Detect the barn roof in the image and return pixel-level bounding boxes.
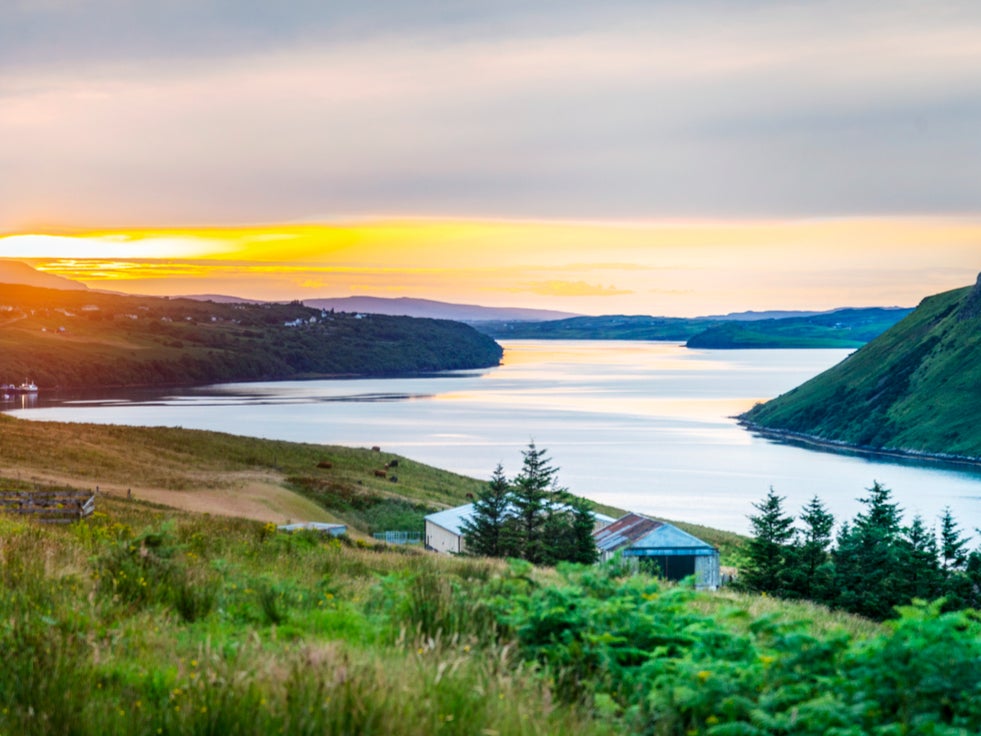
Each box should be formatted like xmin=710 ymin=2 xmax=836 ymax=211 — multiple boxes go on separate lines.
xmin=594 ymin=513 xmax=717 ymax=557
xmin=425 ymin=502 xmax=616 ymax=537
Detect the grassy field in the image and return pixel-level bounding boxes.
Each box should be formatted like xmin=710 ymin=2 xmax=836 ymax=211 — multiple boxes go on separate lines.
xmin=3 ymin=493 xmax=977 ymax=735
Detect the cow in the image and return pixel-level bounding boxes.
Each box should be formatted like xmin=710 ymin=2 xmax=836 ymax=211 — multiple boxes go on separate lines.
xmin=317 ymin=461 xmax=333 ymax=469
xmin=373 ymin=469 xmax=387 ymax=478
xmin=386 ymin=459 xmax=399 ymax=469
xmin=371 ymin=446 xmax=381 ymax=452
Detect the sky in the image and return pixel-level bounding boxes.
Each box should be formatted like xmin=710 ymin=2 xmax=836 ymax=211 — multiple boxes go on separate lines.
xmin=1 ymin=1 xmax=979 ymax=315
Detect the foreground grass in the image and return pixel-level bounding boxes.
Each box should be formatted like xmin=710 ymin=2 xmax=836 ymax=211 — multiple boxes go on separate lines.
xmin=2 ymin=495 xmax=978 ymax=735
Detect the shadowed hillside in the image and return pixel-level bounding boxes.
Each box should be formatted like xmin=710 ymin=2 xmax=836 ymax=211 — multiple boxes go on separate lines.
xmin=0 ymin=285 xmax=502 ymax=389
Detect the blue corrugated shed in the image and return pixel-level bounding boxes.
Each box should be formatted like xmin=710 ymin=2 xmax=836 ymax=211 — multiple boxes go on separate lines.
xmin=594 ymin=512 xmax=717 ymax=557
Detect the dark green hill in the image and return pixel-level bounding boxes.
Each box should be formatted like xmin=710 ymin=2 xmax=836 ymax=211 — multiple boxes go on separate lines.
xmin=478 ymin=308 xmax=909 ymax=348
xmin=478 ymin=314 xmax=722 ymax=340
xmin=0 ymin=285 xmax=502 ymax=389
xmin=742 ymin=275 xmax=981 ymax=460
xmin=686 ymin=307 xmax=912 ymax=349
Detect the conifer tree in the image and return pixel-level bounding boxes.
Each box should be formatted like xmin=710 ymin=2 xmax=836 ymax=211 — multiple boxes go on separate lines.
xmin=939 ymin=507 xmax=969 ymax=578
xmin=461 ymin=463 xmax=512 ymax=557
xmin=741 ymin=487 xmax=795 ymax=595
xmin=897 ymin=515 xmax=941 ymax=602
xmin=938 ymin=507 xmax=972 ymax=609
xmin=510 ymin=441 xmax=559 ymax=565
xmin=787 ymin=495 xmax=835 ymax=602
xmin=834 ymin=481 xmax=905 ymax=620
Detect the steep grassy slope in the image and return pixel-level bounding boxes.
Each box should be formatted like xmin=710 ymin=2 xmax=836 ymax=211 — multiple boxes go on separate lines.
xmin=0 ymin=285 xmax=502 ymax=389
xmin=742 ymin=276 xmax=981 ymax=458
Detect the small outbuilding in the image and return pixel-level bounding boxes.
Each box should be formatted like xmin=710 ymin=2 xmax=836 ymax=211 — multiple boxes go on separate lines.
xmin=425 ymin=502 xmax=616 ymax=555
xmin=594 ymin=513 xmax=720 ymax=590
xmin=278 ymin=522 xmax=347 ymax=537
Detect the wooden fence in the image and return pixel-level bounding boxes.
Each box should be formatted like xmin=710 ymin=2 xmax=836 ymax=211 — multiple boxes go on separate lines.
xmin=0 ymin=489 xmax=95 ymax=524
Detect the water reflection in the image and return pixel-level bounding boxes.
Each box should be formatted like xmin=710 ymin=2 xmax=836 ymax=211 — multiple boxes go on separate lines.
xmin=7 ymin=340 xmax=981 ymax=535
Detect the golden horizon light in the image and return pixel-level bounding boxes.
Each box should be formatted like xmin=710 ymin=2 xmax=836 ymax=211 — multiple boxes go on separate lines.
xmin=1 ymin=217 xmax=980 ymax=317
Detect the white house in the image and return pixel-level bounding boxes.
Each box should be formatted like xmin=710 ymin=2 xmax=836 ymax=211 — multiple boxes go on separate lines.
xmin=424 ymin=502 xmax=616 ymax=555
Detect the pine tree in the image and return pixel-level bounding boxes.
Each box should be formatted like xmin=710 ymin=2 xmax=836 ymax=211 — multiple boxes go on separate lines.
xmin=741 ymin=487 xmax=795 ymax=595
xmin=939 ymin=507 xmax=969 ymax=578
xmin=834 ymin=481 xmax=905 ymax=620
xmin=938 ymin=507 xmax=972 ymax=609
xmin=509 ymin=441 xmax=559 ymax=565
xmin=897 ymin=515 xmax=941 ymax=602
xmin=787 ymin=495 xmax=835 ymax=602
xmin=461 ymin=464 xmax=512 ymax=557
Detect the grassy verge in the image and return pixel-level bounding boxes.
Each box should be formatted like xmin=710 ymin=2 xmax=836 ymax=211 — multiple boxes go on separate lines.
xmin=1 ymin=495 xmax=977 ymax=735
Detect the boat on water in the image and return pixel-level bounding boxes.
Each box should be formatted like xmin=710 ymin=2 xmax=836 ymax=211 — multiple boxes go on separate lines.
xmin=1 ymin=381 xmax=38 ymax=394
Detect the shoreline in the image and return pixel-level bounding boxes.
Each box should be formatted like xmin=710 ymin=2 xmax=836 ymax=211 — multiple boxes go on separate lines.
xmin=739 ymin=420 xmax=981 ymax=471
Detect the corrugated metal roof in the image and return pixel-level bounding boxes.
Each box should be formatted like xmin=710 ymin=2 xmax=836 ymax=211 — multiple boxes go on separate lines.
xmin=425 ymin=503 xmax=616 ymax=537
xmin=594 ymin=512 xmax=716 ymax=554
xmin=425 ymin=503 xmax=477 ymax=536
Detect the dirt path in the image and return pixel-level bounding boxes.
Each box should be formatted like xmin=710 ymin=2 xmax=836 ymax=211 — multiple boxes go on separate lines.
xmin=3 ymin=466 xmax=339 ymax=525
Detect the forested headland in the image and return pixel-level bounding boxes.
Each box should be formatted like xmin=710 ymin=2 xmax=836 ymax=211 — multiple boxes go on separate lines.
xmin=0 ymin=284 xmax=502 ymax=389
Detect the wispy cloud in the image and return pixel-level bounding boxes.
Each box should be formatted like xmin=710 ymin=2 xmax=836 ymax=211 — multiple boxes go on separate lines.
xmin=505 ymin=281 xmax=635 ymax=298
xmin=2 ymin=2 xmax=980 ymax=230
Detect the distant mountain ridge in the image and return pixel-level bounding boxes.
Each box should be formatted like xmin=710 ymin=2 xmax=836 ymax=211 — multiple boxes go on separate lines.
xmin=478 ymin=307 xmax=912 ymax=348
xmin=301 ymin=296 xmax=578 ymax=323
xmin=0 ymin=260 xmax=89 ymax=291
xmin=686 ymin=307 xmax=913 ymax=349
xmin=742 ymin=274 xmax=981 ymax=461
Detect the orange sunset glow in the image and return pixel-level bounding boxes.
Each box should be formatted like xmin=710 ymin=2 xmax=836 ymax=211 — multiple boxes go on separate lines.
xmin=2 ymin=218 xmax=979 ymax=316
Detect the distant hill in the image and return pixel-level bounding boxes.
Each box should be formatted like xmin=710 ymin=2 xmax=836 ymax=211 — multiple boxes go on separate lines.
xmin=0 ymin=260 xmax=89 ymax=291
xmin=302 ymin=296 xmax=578 ymax=323
xmin=478 ymin=308 xmax=911 ymax=348
xmin=477 ymin=314 xmax=719 ymax=341
xmin=742 ymin=275 xmax=981 ymax=460
xmin=702 ymin=309 xmax=827 ymax=321
xmin=0 ymin=285 xmax=502 ymax=390
xmin=686 ymin=307 xmax=913 ymax=349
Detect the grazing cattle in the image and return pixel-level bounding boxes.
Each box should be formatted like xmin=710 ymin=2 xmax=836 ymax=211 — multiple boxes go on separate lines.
xmin=389 ymin=475 xmax=398 ymax=483
xmin=317 ymin=461 xmax=333 ymax=469
xmin=373 ymin=469 xmax=387 ymax=478
xmin=371 ymin=446 xmax=381 ymax=452
xmin=465 ymin=492 xmax=475 ymax=500
xmin=386 ymin=459 xmax=399 ymax=469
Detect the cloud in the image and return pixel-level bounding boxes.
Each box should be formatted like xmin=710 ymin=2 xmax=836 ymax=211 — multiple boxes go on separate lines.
xmin=2 ymin=1 xmax=981 ymax=230
xmin=507 ymin=281 xmax=634 ymax=298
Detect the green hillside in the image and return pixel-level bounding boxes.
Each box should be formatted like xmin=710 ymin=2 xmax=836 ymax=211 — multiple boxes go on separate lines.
xmin=0 ymin=284 xmax=502 ymax=389
xmin=478 ymin=314 xmax=718 ymax=340
xmin=686 ymin=307 xmax=911 ymax=349
xmin=742 ymin=275 xmax=981 ymax=459
xmin=479 ymin=308 xmax=909 ymax=348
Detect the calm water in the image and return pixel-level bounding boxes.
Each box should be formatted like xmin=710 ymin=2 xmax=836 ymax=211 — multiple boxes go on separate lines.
xmin=7 ymin=340 xmax=981 ymax=535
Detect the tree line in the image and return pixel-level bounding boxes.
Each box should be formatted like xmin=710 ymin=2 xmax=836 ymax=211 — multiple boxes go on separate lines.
xmin=741 ymin=482 xmax=981 ymax=619
xmin=462 ymin=443 xmax=598 ymax=565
